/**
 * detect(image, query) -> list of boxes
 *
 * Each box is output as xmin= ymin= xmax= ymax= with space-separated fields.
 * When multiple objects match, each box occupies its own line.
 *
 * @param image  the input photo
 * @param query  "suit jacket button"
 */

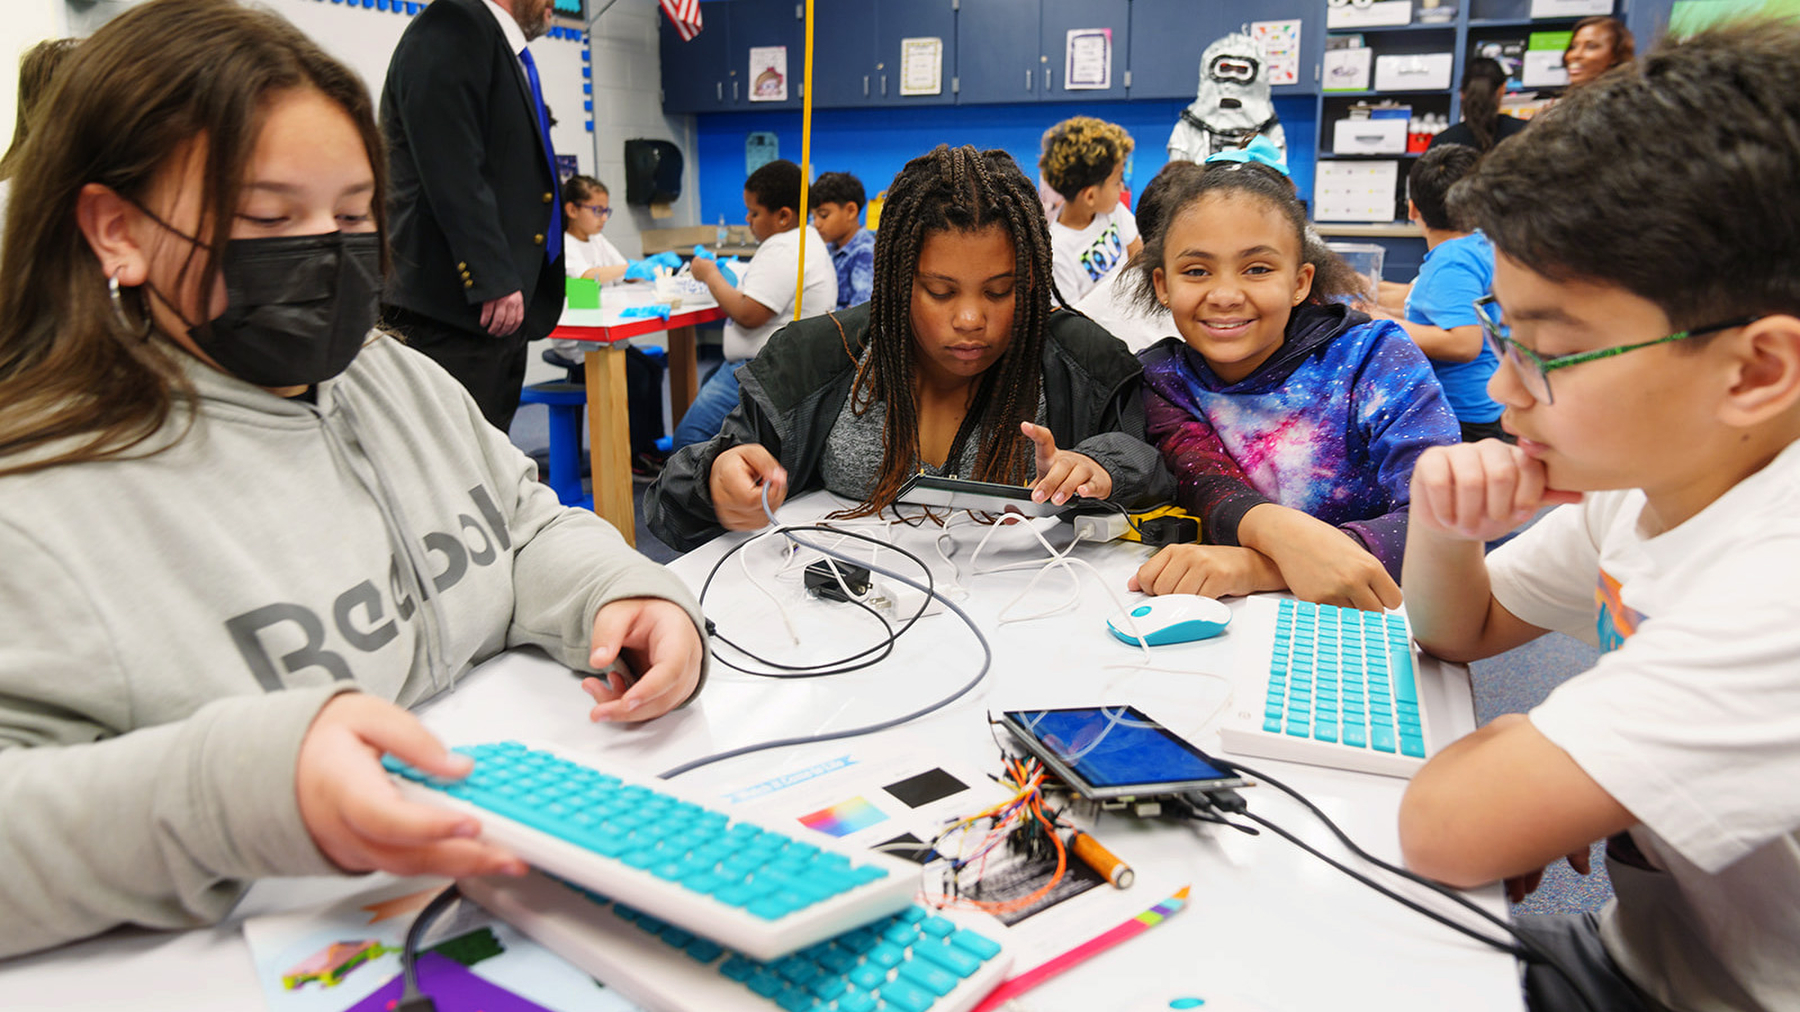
xmin=542 ymin=192 xmax=554 ymax=203
xmin=534 ymin=233 xmax=546 ymax=245
xmin=457 ymin=261 xmax=468 ymax=270
xmin=463 ymin=279 xmax=474 ymax=289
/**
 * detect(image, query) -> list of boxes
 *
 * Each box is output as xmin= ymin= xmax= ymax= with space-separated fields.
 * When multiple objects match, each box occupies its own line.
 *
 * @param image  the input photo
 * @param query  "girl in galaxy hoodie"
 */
xmin=1126 ymin=162 xmax=1459 ymax=609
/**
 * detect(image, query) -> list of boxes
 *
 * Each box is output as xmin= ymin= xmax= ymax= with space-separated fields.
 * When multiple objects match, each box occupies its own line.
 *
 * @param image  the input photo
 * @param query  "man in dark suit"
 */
xmin=381 ymin=0 xmax=564 ymax=431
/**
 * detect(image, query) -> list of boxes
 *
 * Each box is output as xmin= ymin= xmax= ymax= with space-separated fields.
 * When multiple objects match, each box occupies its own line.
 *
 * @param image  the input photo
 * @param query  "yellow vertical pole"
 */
xmin=793 ymin=0 xmax=816 ymax=317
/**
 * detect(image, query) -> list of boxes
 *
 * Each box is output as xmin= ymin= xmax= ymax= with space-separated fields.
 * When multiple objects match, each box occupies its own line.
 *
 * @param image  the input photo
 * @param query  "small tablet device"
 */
xmin=894 ymin=473 xmax=1065 ymax=518
xmin=1000 ymin=705 xmax=1248 ymax=799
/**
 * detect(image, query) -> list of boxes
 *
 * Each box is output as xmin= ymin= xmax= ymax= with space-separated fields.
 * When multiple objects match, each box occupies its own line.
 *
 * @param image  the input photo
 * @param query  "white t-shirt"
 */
xmin=550 ymin=232 xmax=630 ymax=360
xmin=724 ymin=225 xmax=837 ymax=362
xmin=565 ymin=231 xmax=628 ymax=280
xmin=1073 ymin=258 xmax=1172 ymax=354
xmin=1488 ymin=437 xmax=1800 ymax=1012
xmin=1050 ymin=204 xmax=1140 ymax=305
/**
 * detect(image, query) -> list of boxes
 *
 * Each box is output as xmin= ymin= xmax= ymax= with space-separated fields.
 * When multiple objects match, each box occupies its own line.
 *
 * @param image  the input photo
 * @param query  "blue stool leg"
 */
xmin=545 ymin=402 xmax=585 ymax=506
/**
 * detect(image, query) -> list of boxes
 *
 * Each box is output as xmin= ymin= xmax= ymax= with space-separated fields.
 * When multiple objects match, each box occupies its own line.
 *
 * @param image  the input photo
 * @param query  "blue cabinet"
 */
xmin=954 ymin=0 xmax=1043 ymax=104
xmin=659 ymin=3 xmax=735 ymax=113
xmin=1129 ymin=0 xmax=1319 ymax=99
xmin=876 ymin=0 xmax=957 ymax=106
xmin=810 ymin=1 xmax=958 ymax=108
xmin=956 ymin=0 xmax=1130 ymax=105
xmin=729 ymin=0 xmax=805 ymax=110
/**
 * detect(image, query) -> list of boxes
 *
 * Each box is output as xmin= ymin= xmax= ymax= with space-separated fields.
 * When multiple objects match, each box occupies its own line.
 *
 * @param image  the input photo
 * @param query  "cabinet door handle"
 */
xmin=1025 ymin=68 xmax=1033 ymax=92
xmin=881 ymin=74 xmax=888 ymax=96
xmin=716 ymin=81 xmax=723 ymax=101
xmin=732 ymin=80 xmax=739 ymax=102
xmin=1044 ymin=67 xmax=1052 ymax=91
xmin=863 ymin=75 xmax=870 ymax=96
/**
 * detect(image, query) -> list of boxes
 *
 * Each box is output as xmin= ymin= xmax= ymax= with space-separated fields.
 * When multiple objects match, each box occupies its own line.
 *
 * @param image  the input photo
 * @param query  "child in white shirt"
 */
xmin=548 ymin=174 xmax=630 ymax=364
xmin=1040 ymin=116 xmax=1141 ymax=304
xmin=1397 ymin=23 xmax=1800 ymax=1012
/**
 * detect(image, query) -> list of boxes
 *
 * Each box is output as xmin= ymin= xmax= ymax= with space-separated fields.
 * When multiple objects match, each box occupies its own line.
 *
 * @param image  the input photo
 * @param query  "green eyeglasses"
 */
xmin=1472 ymin=295 xmax=1756 ymax=404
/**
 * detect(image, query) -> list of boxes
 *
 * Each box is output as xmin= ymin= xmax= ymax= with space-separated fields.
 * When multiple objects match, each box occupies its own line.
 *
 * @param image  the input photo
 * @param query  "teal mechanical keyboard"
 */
xmin=383 ymin=741 xmax=916 ymax=961
xmin=460 ymin=869 xmax=1015 ymax=1012
xmin=1219 ymin=598 xmax=1445 ymax=779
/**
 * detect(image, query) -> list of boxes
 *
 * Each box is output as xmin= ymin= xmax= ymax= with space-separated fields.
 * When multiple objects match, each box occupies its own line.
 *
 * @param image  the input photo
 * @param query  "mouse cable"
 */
xmin=395 ymin=883 xmax=462 ymax=1012
xmin=1206 ymin=760 xmax=1605 ymax=1012
xmin=656 ymin=486 xmax=992 ymax=779
xmin=1086 ymin=497 xmax=1144 ymax=534
xmin=1177 ymin=791 xmax=1527 ymax=959
xmin=696 ymin=520 xmax=932 ymax=678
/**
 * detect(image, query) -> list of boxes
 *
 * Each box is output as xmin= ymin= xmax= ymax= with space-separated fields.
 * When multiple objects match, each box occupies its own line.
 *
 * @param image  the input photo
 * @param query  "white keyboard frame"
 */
xmin=390 ymin=739 xmax=917 ymax=961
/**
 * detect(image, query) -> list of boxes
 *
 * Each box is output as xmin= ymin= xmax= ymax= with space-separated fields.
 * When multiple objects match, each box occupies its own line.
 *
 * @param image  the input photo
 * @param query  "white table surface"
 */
xmin=0 ymin=493 xmax=1524 ymax=1012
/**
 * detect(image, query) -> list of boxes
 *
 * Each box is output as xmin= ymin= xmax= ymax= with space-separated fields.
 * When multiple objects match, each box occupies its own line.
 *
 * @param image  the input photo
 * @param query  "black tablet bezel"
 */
xmin=1000 ymin=705 xmax=1249 ymax=799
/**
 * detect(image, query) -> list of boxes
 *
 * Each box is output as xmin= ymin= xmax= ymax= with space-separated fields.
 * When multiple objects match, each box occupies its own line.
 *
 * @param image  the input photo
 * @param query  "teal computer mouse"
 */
xmin=1106 ymin=594 xmax=1232 ymax=645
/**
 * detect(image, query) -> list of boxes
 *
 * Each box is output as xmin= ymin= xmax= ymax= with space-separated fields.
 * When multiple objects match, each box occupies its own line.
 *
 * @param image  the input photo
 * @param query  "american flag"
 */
xmin=659 ymin=0 xmax=703 ymax=41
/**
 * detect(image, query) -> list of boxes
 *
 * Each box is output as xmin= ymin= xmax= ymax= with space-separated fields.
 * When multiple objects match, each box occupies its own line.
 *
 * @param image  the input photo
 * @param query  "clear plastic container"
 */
xmin=1327 ymin=241 xmax=1386 ymax=305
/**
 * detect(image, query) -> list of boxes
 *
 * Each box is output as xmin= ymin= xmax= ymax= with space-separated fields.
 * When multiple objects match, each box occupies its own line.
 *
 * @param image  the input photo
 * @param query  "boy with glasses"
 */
xmin=1397 ymin=23 xmax=1800 ymax=1012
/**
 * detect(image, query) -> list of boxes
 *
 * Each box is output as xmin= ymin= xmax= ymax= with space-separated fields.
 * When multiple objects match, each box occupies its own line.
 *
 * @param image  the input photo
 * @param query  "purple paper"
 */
xmin=347 ymin=953 xmax=558 ymax=1012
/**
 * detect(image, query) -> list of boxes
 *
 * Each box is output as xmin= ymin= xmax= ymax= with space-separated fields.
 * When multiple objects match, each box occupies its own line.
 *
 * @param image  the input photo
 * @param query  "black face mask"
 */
xmin=180 ymin=232 xmax=383 ymax=388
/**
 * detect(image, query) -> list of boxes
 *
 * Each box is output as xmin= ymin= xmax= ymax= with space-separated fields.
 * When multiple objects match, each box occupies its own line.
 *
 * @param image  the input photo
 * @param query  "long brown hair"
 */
xmin=837 ymin=145 xmax=1058 ymax=519
xmin=1458 ymin=57 xmax=1508 ymax=152
xmin=0 ymin=38 xmax=78 ymax=180
xmin=0 ymin=0 xmax=388 ymax=477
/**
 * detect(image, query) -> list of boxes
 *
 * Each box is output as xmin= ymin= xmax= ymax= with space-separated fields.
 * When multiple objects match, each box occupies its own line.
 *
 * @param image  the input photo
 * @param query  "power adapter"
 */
xmin=1073 ymin=512 xmax=1130 ymax=542
xmin=1138 ymin=515 xmax=1199 ymax=548
xmin=803 ymin=559 xmax=872 ymax=602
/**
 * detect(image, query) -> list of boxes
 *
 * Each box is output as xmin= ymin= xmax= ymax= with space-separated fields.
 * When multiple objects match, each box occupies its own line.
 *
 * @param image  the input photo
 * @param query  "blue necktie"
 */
xmin=519 ymin=46 xmax=562 ymax=263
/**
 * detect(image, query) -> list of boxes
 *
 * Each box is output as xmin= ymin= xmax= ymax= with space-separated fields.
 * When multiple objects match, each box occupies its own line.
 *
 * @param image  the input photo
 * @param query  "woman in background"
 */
xmin=1564 ymin=16 xmax=1635 ymax=87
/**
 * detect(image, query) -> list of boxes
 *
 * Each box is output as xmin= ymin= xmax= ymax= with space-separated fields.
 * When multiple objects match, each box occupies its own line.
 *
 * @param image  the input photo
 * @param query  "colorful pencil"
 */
xmin=970 ymin=885 xmax=1191 ymax=1012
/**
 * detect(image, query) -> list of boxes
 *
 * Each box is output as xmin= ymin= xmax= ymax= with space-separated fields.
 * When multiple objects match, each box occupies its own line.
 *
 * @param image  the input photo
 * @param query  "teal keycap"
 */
xmin=1371 ymin=725 xmax=1396 ymax=753
xmin=878 ymin=978 xmax=937 ymax=1012
xmin=950 ymin=929 xmax=1002 ymax=959
xmin=838 ymin=988 xmax=878 ymax=1012
xmin=746 ymin=970 xmax=784 ymax=998
xmin=720 ymin=955 xmax=758 ymax=981
xmin=811 ymin=975 xmax=849 ymax=1000
xmin=775 ymin=986 xmax=813 ymax=1012
xmin=914 ymin=939 xmax=980 ymax=977
xmin=848 ymin=963 xmax=887 ymax=989
xmin=1342 ymin=724 xmax=1367 ymax=748
xmin=868 ymin=942 xmax=906 ymax=968
xmin=685 ymin=937 xmax=724 ymax=963
xmin=897 ymin=958 xmax=959 ymax=996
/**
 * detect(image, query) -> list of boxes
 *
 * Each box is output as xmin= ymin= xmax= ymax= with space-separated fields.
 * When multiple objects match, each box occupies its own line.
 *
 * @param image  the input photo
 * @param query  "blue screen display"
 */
xmin=1008 ymin=707 xmax=1227 ymax=788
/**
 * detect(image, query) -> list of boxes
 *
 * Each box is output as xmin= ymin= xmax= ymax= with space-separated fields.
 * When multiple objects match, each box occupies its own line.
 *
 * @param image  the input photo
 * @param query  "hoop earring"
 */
xmin=108 ymin=269 xmax=153 ymax=340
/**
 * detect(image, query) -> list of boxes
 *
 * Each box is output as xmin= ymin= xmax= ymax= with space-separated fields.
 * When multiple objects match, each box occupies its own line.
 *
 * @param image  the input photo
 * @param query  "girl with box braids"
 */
xmin=841 ymin=144 xmax=1063 ymax=518
xmin=645 ymin=145 xmax=1173 ymax=553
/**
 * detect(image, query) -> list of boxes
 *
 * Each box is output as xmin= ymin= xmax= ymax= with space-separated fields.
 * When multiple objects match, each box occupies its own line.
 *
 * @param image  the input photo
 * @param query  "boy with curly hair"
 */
xmin=1040 ymin=116 xmax=1141 ymax=303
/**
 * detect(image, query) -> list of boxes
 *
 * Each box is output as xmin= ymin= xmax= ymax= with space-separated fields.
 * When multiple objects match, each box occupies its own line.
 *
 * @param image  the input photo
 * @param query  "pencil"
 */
xmin=970 ymin=885 xmax=1190 ymax=1012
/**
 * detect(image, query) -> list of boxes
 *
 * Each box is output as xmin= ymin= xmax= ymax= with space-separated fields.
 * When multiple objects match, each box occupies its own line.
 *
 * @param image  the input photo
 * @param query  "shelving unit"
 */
xmin=1311 ymin=0 xmax=1618 ymax=230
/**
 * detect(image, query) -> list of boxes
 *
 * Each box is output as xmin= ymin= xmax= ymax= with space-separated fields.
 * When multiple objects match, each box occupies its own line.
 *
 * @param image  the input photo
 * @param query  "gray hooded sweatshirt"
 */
xmin=0 ymin=335 xmax=707 ymax=958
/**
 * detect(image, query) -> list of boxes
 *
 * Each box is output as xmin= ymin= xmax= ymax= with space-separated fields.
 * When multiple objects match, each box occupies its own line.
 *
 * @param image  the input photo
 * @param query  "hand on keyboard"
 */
xmin=584 ymin=597 xmax=705 ymax=722
xmin=297 ymin=694 xmax=529 ymax=879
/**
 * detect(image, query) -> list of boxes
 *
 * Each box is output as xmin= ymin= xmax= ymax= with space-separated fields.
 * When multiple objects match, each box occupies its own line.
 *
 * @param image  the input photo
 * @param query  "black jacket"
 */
xmin=380 ymin=0 xmax=564 ymax=339
xmin=645 ymin=303 xmax=1175 ymax=552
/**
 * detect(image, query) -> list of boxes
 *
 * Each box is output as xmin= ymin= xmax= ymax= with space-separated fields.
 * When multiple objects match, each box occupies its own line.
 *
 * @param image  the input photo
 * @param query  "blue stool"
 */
xmin=518 ymin=381 xmax=590 ymax=509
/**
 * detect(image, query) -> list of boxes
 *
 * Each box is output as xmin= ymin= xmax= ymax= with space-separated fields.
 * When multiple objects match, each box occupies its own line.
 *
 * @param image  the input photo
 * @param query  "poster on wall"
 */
xmin=1251 ymin=19 xmax=1303 ymax=86
xmin=900 ymin=37 xmax=944 ymax=96
xmin=1064 ymin=28 xmax=1112 ymax=89
xmin=748 ymin=45 xmax=788 ymax=102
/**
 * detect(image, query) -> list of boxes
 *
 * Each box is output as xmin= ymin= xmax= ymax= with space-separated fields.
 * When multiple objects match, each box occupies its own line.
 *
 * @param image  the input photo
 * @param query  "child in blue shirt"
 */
xmin=1390 ymin=144 xmax=1508 ymax=442
xmin=1129 ymin=161 xmax=1459 ymax=609
xmin=811 ymin=171 xmax=874 ymax=309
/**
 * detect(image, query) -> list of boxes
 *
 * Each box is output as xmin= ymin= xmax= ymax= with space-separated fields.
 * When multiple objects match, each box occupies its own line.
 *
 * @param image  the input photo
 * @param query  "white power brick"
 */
xmin=1073 ymin=512 xmax=1130 ymax=542
xmin=868 ymin=578 xmax=945 ymax=619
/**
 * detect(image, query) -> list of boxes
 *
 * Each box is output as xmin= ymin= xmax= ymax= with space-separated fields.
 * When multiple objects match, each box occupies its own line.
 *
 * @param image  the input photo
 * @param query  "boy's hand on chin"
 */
xmin=1411 ymin=441 xmax=1583 ymax=544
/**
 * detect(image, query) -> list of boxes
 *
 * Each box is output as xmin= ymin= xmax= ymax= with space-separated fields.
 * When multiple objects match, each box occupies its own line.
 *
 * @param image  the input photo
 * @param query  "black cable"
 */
xmin=656 ymin=496 xmax=992 ymax=780
xmin=696 ymin=524 xmax=933 ymax=677
xmin=1205 ymin=759 xmax=1605 ymax=1012
xmin=397 ymin=884 xmax=462 ymax=1012
xmin=1087 ymin=497 xmax=1144 ymax=534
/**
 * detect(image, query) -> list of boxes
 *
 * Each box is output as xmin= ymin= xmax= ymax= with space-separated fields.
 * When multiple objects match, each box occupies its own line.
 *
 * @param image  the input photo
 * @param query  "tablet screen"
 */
xmin=1001 ymin=706 xmax=1242 ymax=796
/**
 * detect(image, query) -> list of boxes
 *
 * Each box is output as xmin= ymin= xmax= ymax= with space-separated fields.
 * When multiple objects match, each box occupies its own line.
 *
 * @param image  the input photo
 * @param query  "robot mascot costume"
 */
xmin=1167 ymin=32 xmax=1288 ymax=163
